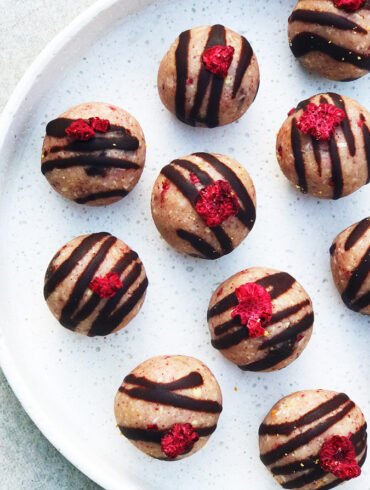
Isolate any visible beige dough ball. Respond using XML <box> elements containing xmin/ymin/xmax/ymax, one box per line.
<box><xmin>259</xmin><ymin>389</ymin><xmax>367</xmax><ymax>489</ymax></box>
<box><xmin>330</xmin><ymin>217</ymin><xmax>370</xmax><ymax>314</ymax></box>
<box><xmin>158</xmin><ymin>24</ymin><xmax>260</xmax><ymax>127</ymax></box>
<box><xmin>151</xmin><ymin>152</ymin><xmax>256</xmax><ymax>260</ymax></box>
<box><xmin>114</xmin><ymin>355</ymin><xmax>222</xmax><ymax>460</ymax></box>
<box><xmin>288</xmin><ymin>0</ymin><xmax>370</xmax><ymax>81</ymax></box>
<box><xmin>276</xmin><ymin>93</ymin><xmax>370</xmax><ymax>199</ymax></box>
<box><xmin>207</xmin><ymin>267</ymin><xmax>314</xmax><ymax>372</ymax></box>
<box><xmin>44</xmin><ymin>232</ymin><xmax>148</xmax><ymax>336</ymax></box>
<box><xmin>41</xmin><ymin>102</ymin><xmax>146</xmax><ymax>205</ymax></box>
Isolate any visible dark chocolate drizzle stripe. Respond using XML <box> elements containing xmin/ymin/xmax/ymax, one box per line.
<box><xmin>60</xmin><ymin>235</ymin><xmax>117</xmax><ymax>329</ymax></box>
<box><xmin>175</xmin><ymin>30</ymin><xmax>191</xmax><ymax>123</ymax></box>
<box><xmin>207</xmin><ymin>272</ymin><xmax>296</xmax><ymax>319</ymax></box>
<box><xmin>259</xmin><ymin>311</ymin><xmax>314</xmax><ymax>350</ymax></box>
<box><xmin>232</xmin><ymin>36</ymin><xmax>253</xmax><ymax>98</ymax></box>
<box><xmin>194</xmin><ymin>152</ymin><xmax>256</xmax><ymax>229</ymax></box>
<box><xmin>328</xmin><ymin>93</ymin><xmax>355</xmax><ymax>157</ymax></box>
<box><xmin>238</xmin><ymin>340</ymin><xmax>297</xmax><ymax>372</ymax></box>
<box><xmin>351</xmin><ymin>289</ymin><xmax>370</xmax><ymax>311</ymax></box>
<box><xmin>260</xmin><ymin>400</ymin><xmax>355</xmax><ymax>465</ymax></box>
<box><xmin>259</xmin><ymin>393</ymin><xmax>349</xmax><ymax>436</ymax></box>
<box><xmin>176</xmin><ymin>229</ymin><xmax>221</xmax><ymax>259</ymax></box>
<box><xmin>188</xmin><ymin>24</ymin><xmax>226</xmax><ymax>128</ymax></box>
<box><xmin>291</xmin><ymin>118</ymin><xmax>308</xmax><ymax>193</ymax></box>
<box><xmin>124</xmin><ymin>372</ymin><xmax>203</xmax><ymax>390</ymax></box>
<box><xmin>213</xmin><ymin>299</ymin><xmax>310</xmax><ymax>338</ymax></box>
<box><xmin>329</xmin><ymin>242</ymin><xmax>337</xmax><ymax>256</ymax></box>
<box><xmin>41</xmin><ymin>156</ymin><xmax>139</xmax><ymax>174</ymax></box>
<box><xmin>119</xmin><ymin>424</ymin><xmax>217</xmax><ymax>443</ymax></box>
<box><xmin>211</xmin><ymin>327</ymin><xmax>248</xmax><ymax>350</ymax></box>
<box><xmin>161</xmin><ymin>163</ymin><xmax>233</xmax><ymax>256</ymax></box>
<box><xmin>271</xmin><ymin>424</ymin><xmax>367</xmax><ymax>475</ymax></box>
<box><xmin>341</xmin><ymin>245</ymin><xmax>370</xmax><ymax>311</ymax></box>
<box><xmin>70</xmin><ymin>250</ymin><xmax>138</xmax><ymax>326</ymax></box>
<box><xmin>75</xmin><ymin>189</ymin><xmax>129</xmax><ymax>204</ymax></box>
<box><xmin>362</xmin><ymin>118</ymin><xmax>370</xmax><ymax>183</ymax></box>
<box><xmin>50</xmin><ymin>137</ymin><xmax>139</xmax><ymax>154</ymax></box>
<box><xmin>345</xmin><ymin>218</ymin><xmax>370</xmax><ymax>251</ymax></box>
<box><xmin>288</xmin><ymin>9</ymin><xmax>367</xmax><ymax>34</ymax></box>
<box><xmin>119</xmin><ymin>374</ymin><xmax>222</xmax><ymax>414</ymax></box>
<box><xmin>318</xmin><ymin>95</ymin><xmax>344</xmax><ymax>200</ymax></box>
<box><xmin>44</xmin><ymin>232</ymin><xmax>110</xmax><ymax>299</ymax></box>
<box><xmin>290</xmin><ymin>32</ymin><xmax>370</xmax><ymax>70</ymax></box>
<box><xmin>88</xmin><ymin>274</ymin><xmax>148</xmax><ymax>337</ymax></box>
<box><xmin>46</xmin><ymin>118</ymin><xmax>135</xmax><ymax>138</ymax></box>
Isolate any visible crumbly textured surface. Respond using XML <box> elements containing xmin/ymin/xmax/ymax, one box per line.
<box><xmin>151</xmin><ymin>152</ymin><xmax>256</xmax><ymax>260</ymax></box>
<box><xmin>44</xmin><ymin>232</ymin><xmax>148</xmax><ymax>336</ymax></box>
<box><xmin>41</xmin><ymin>102</ymin><xmax>146</xmax><ymax>206</ymax></box>
<box><xmin>276</xmin><ymin>93</ymin><xmax>370</xmax><ymax>199</ymax></box>
<box><xmin>208</xmin><ymin>267</ymin><xmax>314</xmax><ymax>372</ymax></box>
<box><xmin>330</xmin><ymin>217</ymin><xmax>370</xmax><ymax>314</ymax></box>
<box><xmin>259</xmin><ymin>389</ymin><xmax>367</xmax><ymax>489</ymax></box>
<box><xmin>158</xmin><ymin>24</ymin><xmax>260</xmax><ymax>127</ymax></box>
<box><xmin>288</xmin><ymin>0</ymin><xmax>370</xmax><ymax>81</ymax></box>
<box><xmin>114</xmin><ymin>355</ymin><xmax>222</xmax><ymax>460</ymax></box>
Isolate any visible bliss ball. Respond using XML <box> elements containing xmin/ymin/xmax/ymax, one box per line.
<box><xmin>41</xmin><ymin>102</ymin><xmax>146</xmax><ymax>205</ymax></box>
<box><xmin>114</xmin><ymin>355</ymin><xmax>223</xmax><ymax>460</ymax></box>
<box><xmin>330</xmin><ymin>217</ymin><xmax>370</xmax><ymax>314</ymax></box>
<box><xmin>288</xmin><ymin>0</ymin><xmax>370</xmax><ymax>81</ymax></box>
<box><xmin>151</xmin><ymin>152</ymin><xmax>256</xmax><ymax>260</ymax></box>
<box><xmin>259</xmin><ymin>389</ymin><xmax>367</xmax><ymax>489</ymax></box>
<box><xmin>157</xmin><ymin>24</ymin><xmax>260</xmax><ymax>127</ymax></box>
<box><xmin>207</xmin><ymin>267</ymin><xmax>314</xmax><ymax>372</ymax></box>
<box><xmin>44</xmin><ymin>232</ymin><xmax>148</xmax><ymax>336</ymax></box>
<box><xmin>276</xmin><ymin>93</ymin><xmax>370</xmax><ymax>199</ymax></box>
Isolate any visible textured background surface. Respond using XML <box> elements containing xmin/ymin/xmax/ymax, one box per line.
<box><xmin>0</xmin><ymin>3</ymin><xmax>100</xmax><ymax>488</ymax></box>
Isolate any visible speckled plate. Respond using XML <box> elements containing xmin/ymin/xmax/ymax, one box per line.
<box><xmin>0</xmin><ymin>0</ymin><xmax>369</xmax><ymax>489</ymax></box>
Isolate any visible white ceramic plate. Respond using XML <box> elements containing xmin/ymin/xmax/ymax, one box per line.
<box><xmin>0</xmin><ymin>0</ymin><xmax>369</xmax><ymax>489</ymax></box>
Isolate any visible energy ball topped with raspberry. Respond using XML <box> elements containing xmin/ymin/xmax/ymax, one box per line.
<box><xmin>151</xmin><ymin>153</ymin><xmax>256</xmax><ymax>260</ymax></box>
<box><xmin>259</xmin><ymin>390</ymin><xmax>367</xmax><ymax>489</ymax></box>
<box><xmin>44</xmin><ymin>233</ymin><xmax>148</xmax><ymax>336</ymax></box>
<box><xmin>157</xmin><ymin>24</ymin><xmax>260</xmax><ymax>127</ymax></box>
<box><xmin>288</xmin><ymin>0</ymin><xmax>370</xmax><ymax>81</ymax></box>
<box><xmin>114</xmin><ymin>355</ymin><xmax>222</xmax><ymax>460</ymax></box>
<box><xmin>276</xmin><ymin>93</ymin><xmax>370</xmax><ymax>199</ymax></box>
<box><xmin>330</xmin><ymin>217</ymin><xmax>370</xmax><ymax>314</ymax></box>
<box><xmin>41</xmin><ymin>102</ymin><xmax>146</xmax><ymax>205</ymax></box>
<box><xmin>207</xmin><ymin>267</ymin><xmax>314</xmax><ymax>372</ymax></box>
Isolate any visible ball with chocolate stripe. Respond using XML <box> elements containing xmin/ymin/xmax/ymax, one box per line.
<box><xmin>44</xmin><ymin>232</ymin><xmax>148</xmax><ymax>336</ymax></box>
<box><xmin>259</xmin><ymin>389</ymin><xmax>367</xmax><ymax>489</ymax></box>
<box><xmin>207</xmin><ymin>267</ymin><xmax>314</xmax><ymax>372</ymax></box>
<box><xmin>277</xmin><ymin>93</ymin><xmax>370</xmax><ymax>199</ymax></box>
<box><xmin>157</xmin><ymin>24</ymin><xmax>260</xmax><ymax>127</ymax></box>
<box><xmin>288</xmin><ymin>0</ymin><xmax>370</xmax><ymax>81</ymax></box>
<box><xmin>41</xmin><ymin>102</ymin><xmax>146</xmax><ymax>205</ymax></box>
<box><xmin>330</xmin><ymin>217</ymin><xmax>370</xmax><ymax>314</ymax></box>
<box><xmin>151</xmin><ymin>153</ymin><xmax>256</xmax><ymax>260</ymax></box>
<box><xmin>114</xmin><ymin>355</ymin><xmax>222</xmax><ymax>460</ymax></box>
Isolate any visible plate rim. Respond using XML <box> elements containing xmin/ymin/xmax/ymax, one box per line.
<box><xmin>0</xmin><ymin>1</ymin><xmax>153</xmax><ymax>488</ymax></box>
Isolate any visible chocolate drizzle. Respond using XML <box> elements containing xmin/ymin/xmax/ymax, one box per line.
<box><xmin>341</xmin><ymin>245</ymin><xmax>370</xmax><ymax>311</ymax></box>
<box><xmin>345</xmin><ymin>218</ymin><xmax>370</xmax><ymax>251</ymax></box>
<box><xmin>44</xmin><ymin>233</ymin><xmax>147</xmax><ymax>337</ymax></box>
<box><xmin>74</xmin><ymin>189</ymin><xmax>129</xmax><ymax>204</ymax></box>
<box><xmin>291</xmin><ymin>118</ymin><xmax>308</xmax><ymax>193</ymax></box>
<box><xmin>290</xmin><ymin>32</ymin><xmax>370</xmax><ymax>72</ymax></box>
<box><xmin>362</xmin><ymin>116</ymin><xmax>370</xmax><ymax>183</ymax></box>
<box><xmin>232</xmin><ymin>36</ymin><xmax>253</xmax><ymax>98</ymax></box>
<box><xmin>119</xmin><ymin>424</ymin><xmax>217</xmax><ymax>443</ymax></box>
<box><xmin>43</xmin><ymin>117</ymin><xmax>140</xmax><ymax>175</ymax></box>
<box><xmin>329</xmin><ymin>93</ymin><xmax>355</xmax><ymax>157</ymax></box>
<box><xmin>260</xmin><ymin>400</ymin><xmax>355</xmax><ymax>465</ymax></box>
<box><xmin>289</xmin><ymin>9</ymin><xmax>367</xmax><ymax>34</ymax></box>
<box><xmin>120</xmin><ymin>372</ymin><xmax>222</xmax><ymax>414</ymax></box>
<box><xmin>174</xmin><ymin>25</ymin><xmax>253</xmax><ymax>127</ymax></box>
